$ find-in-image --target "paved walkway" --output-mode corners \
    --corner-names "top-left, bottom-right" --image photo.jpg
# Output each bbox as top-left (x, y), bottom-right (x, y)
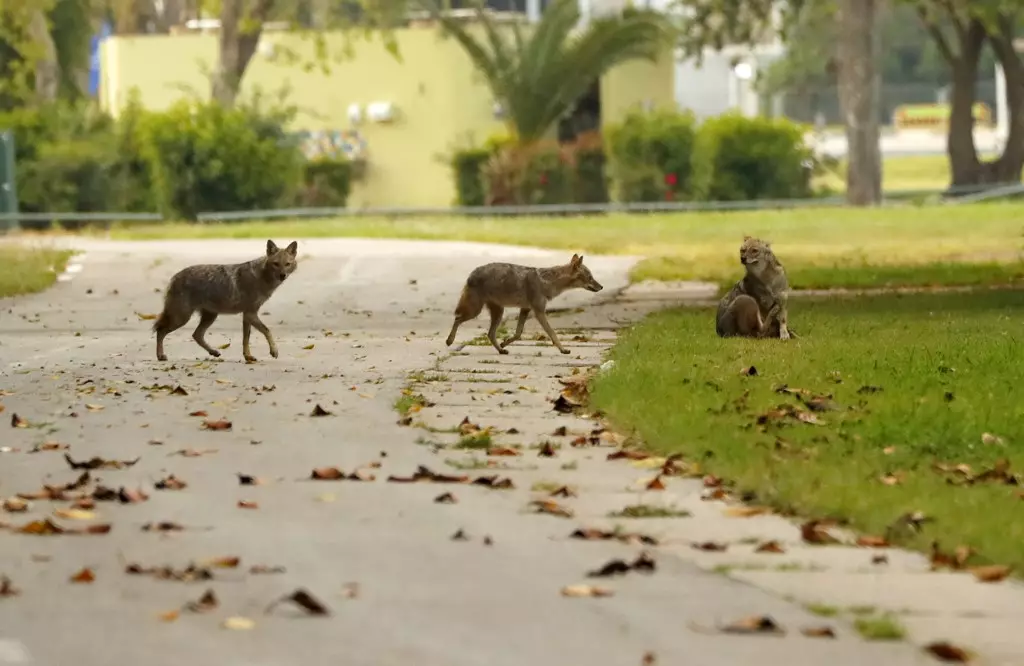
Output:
top-left (0, 237), bottom-right (1019, 665)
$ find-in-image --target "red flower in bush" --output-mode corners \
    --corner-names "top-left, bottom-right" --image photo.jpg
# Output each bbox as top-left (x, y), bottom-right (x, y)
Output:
top-left (539, 172), bottom-right (549, 186)
top-left (664, 172), bottom-right (678, 186)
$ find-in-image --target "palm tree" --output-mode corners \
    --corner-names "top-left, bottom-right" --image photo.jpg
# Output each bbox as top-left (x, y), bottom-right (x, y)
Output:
top-left (419, 0), bottom-right (676, 145)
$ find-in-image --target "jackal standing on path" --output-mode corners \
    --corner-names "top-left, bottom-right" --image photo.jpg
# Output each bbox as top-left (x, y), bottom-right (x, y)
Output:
top-left (445, 254), bottom-right (604, 355)
top-left (154, 240), bottom-right (299, 362)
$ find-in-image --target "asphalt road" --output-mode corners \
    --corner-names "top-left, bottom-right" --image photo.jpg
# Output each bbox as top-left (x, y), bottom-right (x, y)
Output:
top-left (0, 238), bottom-right (934, 666)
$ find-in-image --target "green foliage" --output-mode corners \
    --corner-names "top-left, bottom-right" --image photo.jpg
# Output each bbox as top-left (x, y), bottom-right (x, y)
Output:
top-left (690, 112), bottom-right (812, 201)
top-left (605, 108), bottom-right (697, 202)
top-left (451, 147), bottom-right (491, 207)
top-left (572, 133), bottom-right (610, 204)
top-left (137, 98), bottom-right (303, 219)
top-left (295, 157), bottom-right (353, 207)
top-left (424, 0), bottom-right (675, 144)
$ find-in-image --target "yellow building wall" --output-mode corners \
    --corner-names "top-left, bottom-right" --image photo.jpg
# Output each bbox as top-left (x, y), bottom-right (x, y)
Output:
top-left (100, 27), bottom-right (675, 209)
top-left (600, 50), bottom-right (675, 127)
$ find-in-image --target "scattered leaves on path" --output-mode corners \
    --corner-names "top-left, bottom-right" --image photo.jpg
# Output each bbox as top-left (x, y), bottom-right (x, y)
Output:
top-left (142, 521), bottom-right (184, 532)
top-left (155, 474), bottom-right (187, 490)
top-left (387, 466), bottom-right (469, 484)
top-left (0, 576), bottom-right (19, 597)
top-left (855, 535), bottom-right (890, 548)
top-left (13, 518), bottom-right (110, 535)
top-left (249, 564), bottom-right (286, 575)
top-left (801, 626), bottom-right (836, 639)
top-left (691, 541), bottom-right (728, 552)
top-left (434, 492), bottom-right (457, 504)
top-left (238, 500), bottom-right (259, 509)
top-left (3, 498), bottom-right (28, 513)
top-left (185, 589), bottom-right (219, 613)
top-left (222, 617), bottom-right (255, 631)
top-left (570, 528), bottom-right (659, 546)
top-left (201, 419), bottom-right (232, 431)
top-left (755, 540), bottom-right (786, 554)
top-left (723, 506), bottom-right (771, 518)
top-left (471, 475), bottom-right (515, 490)
top-left (800, 519), bottom-right (842, 545)
top-left (587, 552), bottom-right (656, 578)
top-left (126, 562), bottom-right (213, 582)
top-left (11, 414), bottom-right (28, 428)
top-left (719, 615), bottom-right (785, 636)
top-left (970, 565), bottom-right (1012, 583)
top-left (310, 404), bottom-right (333, 417)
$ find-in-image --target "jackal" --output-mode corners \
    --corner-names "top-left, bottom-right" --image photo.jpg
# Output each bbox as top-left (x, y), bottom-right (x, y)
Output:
top-left (716, 236), bottom-right (793, 340)
top-left (153, 240), bottom-right (299, 362)
top-left (445, 254), bottom-right (603, 355)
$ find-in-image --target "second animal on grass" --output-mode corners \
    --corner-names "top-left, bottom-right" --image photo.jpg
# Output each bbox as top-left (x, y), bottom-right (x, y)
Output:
top-left (715, 236), bottom-right (794, 340)
top-left (446, 254), bottom-right (603, 355)
top-left (153, 239), bottom-right (299, 362)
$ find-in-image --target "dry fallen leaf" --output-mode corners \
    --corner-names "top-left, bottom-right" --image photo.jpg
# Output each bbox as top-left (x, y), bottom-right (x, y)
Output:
top-left (434, 492), bottom-right (458, 504)
top-left (856, 535), bottom-right (890, 548)
top-left (265, 588), bottom-right (331, 616)
top-left (11, 413), bottom-right (28, 428)
top-left (201, 419), bottom-right (233, 431)
top-left (923, 641), bottom-right (973, 663)
top-left (800, 519), bottom-right (841, 545)
top-left (755, 540), bottom-right (786, 554)
top-left (691, 541), bottom-right (728, 552)
top-left (185, 588), bottom-right (219, 613)
top-left (201, 556), bottom-right (241, 569)
top-left (310, 404), bottom-right (332, 417)
top-left (970, 564), bottom-right (1012, 583)
top-left (561, 584), bottom-right (613, 598)
top-left (222, 616), bottom-right (255, 631)
top-left (188, 410), bottom-right (208, 417)
top-left (529, 499), bottom-right (574, 518)
top-left (310, 467), bottom-right (345, 480)
top-left (720, 615), bottom-right (785, 635)
top-left (801, 625), bottom-right (836, 639)
top-left (70, 567), bottom-right (95, 584)
top-left (0, 576), bottom-right (18, 597)
top-left (249, 565), bottom-right (286, 575)
top-left (3, 497), bottom-right (28, 513)
top-left (549, 485), bottom-right (577, 498)
top-left (136, 312), bottom-right (159, 321)
top-left (487, 446), bottom-right (520, 457)
top-left (155, 474), bottom-right (187, 490)
top-left (238, 500), bottom-right (259, 509)
top-left (645, 475), bottom-right (666, 491)
top-left (54, 508), bottom-right (97, 521)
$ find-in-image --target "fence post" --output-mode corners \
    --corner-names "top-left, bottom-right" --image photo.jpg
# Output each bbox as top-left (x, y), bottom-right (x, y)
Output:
top-left (0, 130), bottom-right (18, 234)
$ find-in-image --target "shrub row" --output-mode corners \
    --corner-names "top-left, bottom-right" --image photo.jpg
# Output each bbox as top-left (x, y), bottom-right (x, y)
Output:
top-left (1, 95), bottom-right (353, 225)
top-left (451, 110), bottom-right (813, 207)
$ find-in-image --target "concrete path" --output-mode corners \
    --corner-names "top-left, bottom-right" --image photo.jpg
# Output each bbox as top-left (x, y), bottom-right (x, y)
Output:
top-left (0, 237), bottom-right (1018, 665)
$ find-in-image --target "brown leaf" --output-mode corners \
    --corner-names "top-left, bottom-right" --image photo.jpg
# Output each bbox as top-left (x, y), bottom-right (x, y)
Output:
top-left (450, 528), bottom-right (469, 541)
top-left (238, 500), bottom-right (259, 509)
top-left (561, 584), bottom-right (613, 598)
top-left (238, 474), bottom-right (262, 485)
top-left (923, 641), bottom-right (973, 663)
top-left (530, 499), bottom-right (574, 518)
top-left (386, 466), bottom-right (469, 484)
top-left (587, 559), bottom-right (632, 577)
top-left (800, 519), bottom-right (841, 545)
top-left (537, 442), bottom-right (558, 457)
top-left (0, 576), bottom-right (19, 597)
top-left (3, 497), bottom-right (28, 513)
top-left (856, 535), bottom-right (890, 548)
top-left (202, 556), bottom-right (240, 569)
top-left (487, 446), bottom-right (520, 457)
top-left (141, 521), bottom-right (184, 532)
top-left (201, 419), bottom-right (232, 431)
top-left (434, 492), bottom-right (457, 504)
top-left (691, 541), bottom-right (728, 552)
top-left (188, 410), bottom-right (208, 417)
top-left (70, 567), bottom-right (95, 584)
top-left (64, 453), bottom-right (140, 470)
top-left (471, 476), bottom-right (515, 490)
top-left (185, 589), bottom-right (219, 613)
top-left (311, 467), bottom-right (345, 480)
top-left (569, 528), bottom-right (659, 546)
top-left (720, 615), bottom-right (785, 635)
top-left (266, 588), bottom-right (331, 616)
top-left (607, 449), bottom-right (649, 461)
top-left (310, 404), bottom-right (332, 417)
top-left (15, 518), bottom-right (65, 535)
top-left (872, 554), bottom-right (889, 565)
top-left (645, 475), bottom-right (666, 491)
top-left (158, 609), bottom-right (180, 622)
top-left (550, 485), bottom-right (577, 498)
top-left (970, 564), bottom-right (1012, 583)
top-left (169, 385), bottom-right (189, 396)
top-left (155, 474), bottom-right (187, 490)
top-left (801, 626), bottom-right (836, 639)
top-left (29, 441), bottom-right (68, 453)
top-left (171, 448), bottom-right (216, 458)
top-left (755, 540), bottom-right (786, 554)
top-left (739, 366), bottom-right (758, 376)
top-left (11, 413), bottom-right (28, 428)
top-left (249, 564), bottom-right (286, 574)
top-left (552, 394), bottom-right (582, 414)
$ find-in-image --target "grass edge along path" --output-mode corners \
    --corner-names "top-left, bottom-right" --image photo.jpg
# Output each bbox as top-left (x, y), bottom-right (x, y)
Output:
top-left (93, 201), bottom-right (1024, 291)
top-left (0, 246), bottom-right (74, 299)
top-left (589, 289), bottom-right (1024, 574)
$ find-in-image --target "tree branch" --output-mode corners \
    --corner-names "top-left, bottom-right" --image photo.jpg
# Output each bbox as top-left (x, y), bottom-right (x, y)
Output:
top-left (915, 5), bottom-right (956, 66)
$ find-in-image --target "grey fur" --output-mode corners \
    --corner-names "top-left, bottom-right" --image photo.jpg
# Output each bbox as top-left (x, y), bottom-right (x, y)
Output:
top-left (716, 236), bottom-right (794, 340)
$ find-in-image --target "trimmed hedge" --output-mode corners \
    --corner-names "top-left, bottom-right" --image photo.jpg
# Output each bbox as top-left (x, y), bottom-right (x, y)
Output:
top-left (605, 108), bottom-right (697, 202)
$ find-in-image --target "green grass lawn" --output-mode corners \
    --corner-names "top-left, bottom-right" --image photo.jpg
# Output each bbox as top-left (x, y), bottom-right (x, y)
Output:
top-left (99, 201), bottom-right (1024, 290)
top-left (0, 246), bottom-right (73, 298)
top-left (591, 289), bottom-right (1024, 571)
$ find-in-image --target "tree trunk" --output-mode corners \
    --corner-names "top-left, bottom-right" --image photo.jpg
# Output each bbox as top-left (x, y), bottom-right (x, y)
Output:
top-left (981, 18), bottom-right (1024, 187)
top-left (946, 20), bottom-right (986, 191)
top-left (836, 0), bottom-right (882, 206)
top-left (158, 0), bottom-right (186, 32)
top-left (26, 8), bottom-right (59, 104)
top-left (211, 0), bottom-right (273, 107)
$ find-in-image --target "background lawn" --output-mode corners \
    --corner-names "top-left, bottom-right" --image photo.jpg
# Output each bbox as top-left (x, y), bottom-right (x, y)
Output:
top-left (95, 200), bottom-right (1024, 291)
top-left (591, 289), bottom-right (1024, 571)
top-left (0, 245), bottom-right (73, 298)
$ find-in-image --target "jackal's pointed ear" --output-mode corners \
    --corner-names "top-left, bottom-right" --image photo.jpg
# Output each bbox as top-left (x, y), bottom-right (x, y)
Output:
top-left (266, 239), bottom-right (279, 256)
top-left (570, 253), bottom-right (581, 268)
top-left (286, 241), bottom-right (298, 256)
top-left (742, 235), bottom-right (752, 241)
